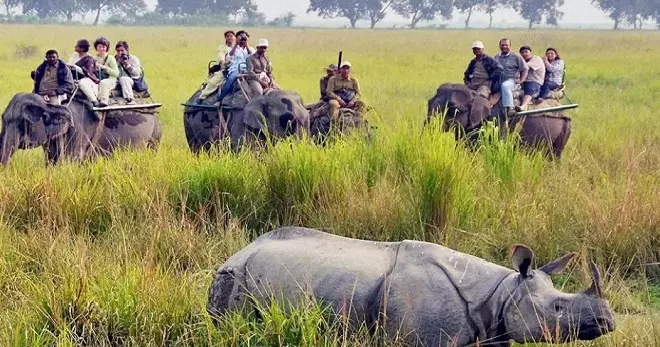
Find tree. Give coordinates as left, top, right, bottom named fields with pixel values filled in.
left=0, top=0, right=21, bottom=20
left=83, top=0, right=146, bottom=25
left=454, top=0, right=481, bottom=28
left=591, top=0, right=629, bottom=29
left=268, top=11, right=296, bottom=26
left=512, top=0, right=564, bottom=29
left=366, top=0, right=393, bottom=28
left=392, top=0, right=453, bottom=28
left=157, top=0, right=208, bottom=15
left=307, top=0, right=370, bottom=28
left=480, top=0, right=511, bottom=28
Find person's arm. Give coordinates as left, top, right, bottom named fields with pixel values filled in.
left=349, top=79, right=360, bottom=103
left=105, top=56, right=120, bottom=78
left=320, top=78, right=327, bottom=100
left=246, top=55, right=258, bottom=79
left=82, top=58, right=100, bottom=84
left=517, top=56, right=529, bottom=83
left=487, top=57, right=502, bottom=80
left=464, top=60, right=472, bottom=84
left=58, top=63, right=75, bottom=96
left=543, top=56, right=553, bottom=71
left=124, top=55, right=142, bottom=78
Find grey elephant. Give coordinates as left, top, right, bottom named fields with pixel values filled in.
left=184, top=89, right=310, bottom=153
left=0, top=92, right=161, bottom=165
left=307, top=102, right=372, bottom=145
left=427, top=83, right=571, bottom=159
left=208, top=227, right=615, bottom=347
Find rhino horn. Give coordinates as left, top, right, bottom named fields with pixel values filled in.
left=584, top=259, right=603, bottom=298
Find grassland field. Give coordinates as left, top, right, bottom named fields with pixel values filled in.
left=0, top=25, right=659, bottom=346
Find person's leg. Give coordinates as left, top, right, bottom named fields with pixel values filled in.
left=199, top=72, right=225, bottom=101
left=216, top=71, right=239, bottom=102
left=476, top=85, right=491, bottom=99
left=98, top=78, right=117, bottom=106
left=77, top=78, right=99, bottom=104
left=500, top=79, right=516, bottom=108
left=518, top=82, right=541, bottom=111
left=118, top=76, right=135, bottom=103
left=328, top=100, right=340, bottom=121
left=539, top=81, right=560, bottom=100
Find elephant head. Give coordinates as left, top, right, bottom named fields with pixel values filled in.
left=1, top=93, right=73, bottom=165
left=238, top=90, right=310, bottom=147
left=427, top=83, right=491, bottom=139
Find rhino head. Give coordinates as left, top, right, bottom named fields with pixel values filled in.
left=500, top=245, right=615, bottom=344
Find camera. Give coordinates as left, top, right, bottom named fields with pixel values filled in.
left=120, top=53, right=129, bottom=61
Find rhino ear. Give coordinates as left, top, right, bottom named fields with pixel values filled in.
left=511, top=244, right=535, bottom=278
left=539, top=252, right=577, bottom=275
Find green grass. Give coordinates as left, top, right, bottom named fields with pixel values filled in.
left=0, top=25, right=659, bottom=345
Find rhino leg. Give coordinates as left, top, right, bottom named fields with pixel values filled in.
left=207, top=265, right=250, bottom=326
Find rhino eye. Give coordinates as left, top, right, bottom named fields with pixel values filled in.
left=554, top=303, right=565, bottom=316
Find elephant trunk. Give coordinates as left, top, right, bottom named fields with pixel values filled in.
left=0, top=124, right=20, bottom=165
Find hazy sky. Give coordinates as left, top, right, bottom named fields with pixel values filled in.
left=142, top=0, right=617, bottom=28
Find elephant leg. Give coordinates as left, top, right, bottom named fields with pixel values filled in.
left=551, top=119, right=571, bottom=160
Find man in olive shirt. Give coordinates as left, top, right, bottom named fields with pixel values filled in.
left=32, top=49, right=74, bottom=105
left=326, top=61, right=366, bottom=120
left=246, top=38, right=277, bottom=94
left=464, top=41, right=502, bottom=99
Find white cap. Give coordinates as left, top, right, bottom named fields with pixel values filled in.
left=257, top=38, right=269, bottom=47
left=472, top=41, right=484, bottom=49
left=340, top=61, right=352, bottom=68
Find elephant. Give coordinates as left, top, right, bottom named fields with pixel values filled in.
left=183, top=82, right=283, bottom=154
left=227, top=90, right=311, bottom=152
left=0, top=92, right=161, bottom=166
left=427, top=83, right=571, bottom=160
left=307, top=102, right=372, bottom=145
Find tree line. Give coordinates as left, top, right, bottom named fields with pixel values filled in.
left=308, top=0, right=660, bottom=29
left=1, top=0, right=659, bottom=29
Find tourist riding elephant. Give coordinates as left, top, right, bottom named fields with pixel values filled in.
left=227, top=90, right=311, bottom=152
left=0, top=92, right=161, bottom=166
left=427, top=83, right=571, bottom=159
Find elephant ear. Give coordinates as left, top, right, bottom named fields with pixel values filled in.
left=243, top=98, right=267, bottom=132
left=43, top=105, right=73, bottom=139
left=467, top=95, right=490, bottom=132
left=23, top=103, right=45, bottom=123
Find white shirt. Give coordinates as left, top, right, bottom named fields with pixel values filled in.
left=227, top=46, right=254, bottom=74
left=67, top=52, right=81, bottom=65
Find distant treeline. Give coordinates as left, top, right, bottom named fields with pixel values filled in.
left=0, top=0, right=658, bottom=29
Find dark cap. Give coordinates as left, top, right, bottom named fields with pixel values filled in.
left=519, top=45, right=532, bottom=53
left=325, top=64, right=338, bottom=71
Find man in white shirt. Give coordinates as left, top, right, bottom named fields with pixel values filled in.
left=517, top=46, right=546, bottom=111
left=215, top=30, right=254, bottom=103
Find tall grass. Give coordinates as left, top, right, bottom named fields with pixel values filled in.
left=0, top=25, right=659, bottom=345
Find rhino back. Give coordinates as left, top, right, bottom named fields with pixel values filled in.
left=381, top=241, right=513, bottom=346
left=244, top=228, right=400, bottom=322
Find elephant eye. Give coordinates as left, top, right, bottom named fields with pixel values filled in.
left=553, top=303, right=565, bottom=316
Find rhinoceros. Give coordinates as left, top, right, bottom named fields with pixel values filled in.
left=207, top=227, right=615, bottom=346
